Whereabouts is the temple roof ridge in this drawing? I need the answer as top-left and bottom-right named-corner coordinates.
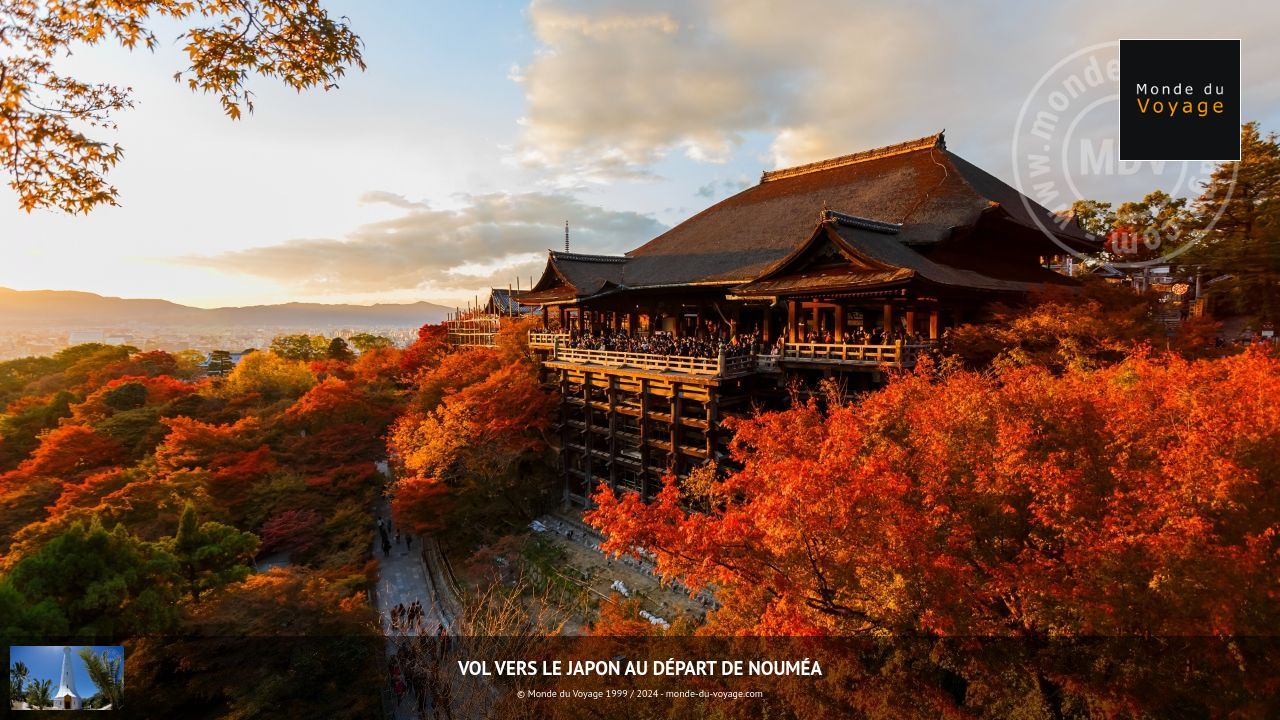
top-left (821, 209), bottom-right (902, 235)
top-left (549, 250), bottom-right (628, 264)
top-left (761, 131), bottom-right (945, 183)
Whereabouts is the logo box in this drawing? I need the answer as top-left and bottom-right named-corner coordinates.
top-left (1119, 39), bottom-right (1241, 161)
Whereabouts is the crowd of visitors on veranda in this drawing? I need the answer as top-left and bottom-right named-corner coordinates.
top-left (559, 324), bottom-right (935, 359)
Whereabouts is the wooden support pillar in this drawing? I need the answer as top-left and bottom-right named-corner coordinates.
top-left (706, 393), bottom-right (719, 460)
top-left (929, 308), bottom-right (939, 339)
top-left (905, 308), bottom-right (916, 338)
top-left (611, 312), bottom-right (621, 332)
top-left (607, 377), bottom-right (618, 490)
top-left (638, 379), bottom-right (651, 500)
top-left (581, 371), bottom-right (593, 487)
top-left (787, 300), bottom-right (798, 343)
top-left (762, 308), bottom-right (772, 343)
top-left (882, 303), bottom-right (893, 336)
top-left (541, 305), bottom-right (549, 329)
top-left (669, 385), bottom-right (683, 477)
top-left (558, 369), bottom-right (571, 504)
top-left (834, 304), bottom-right (846, 342)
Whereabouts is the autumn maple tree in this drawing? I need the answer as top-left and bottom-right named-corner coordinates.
top-left (389, 319), bottom-right (557, 535)
top-left (946, 278), bottom-right (1165, 371)
top-left (1, 0), bottom-right (364, 212)
top-left (589, 348), bottom-right (1280, 638)
top-left (0, 337), bottom-right (399, 714)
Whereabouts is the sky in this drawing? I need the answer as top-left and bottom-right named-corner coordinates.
top-left (9, 645), bottom-right (124, 701)
top-left (1, 0), bottom-right (1279, 308)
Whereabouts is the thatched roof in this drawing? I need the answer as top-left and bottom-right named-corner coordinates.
top-left (522, 132), bottom-right (1094, 303)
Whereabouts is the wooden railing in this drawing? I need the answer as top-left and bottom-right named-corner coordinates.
top-left (528, 331), bottom-right (570, 349)
top-left (779, 341), bottom-right (935, 366)
top-left (550, 346), bottom-right (730, 376)
top-left (531, 330), bottom-right (934, 375)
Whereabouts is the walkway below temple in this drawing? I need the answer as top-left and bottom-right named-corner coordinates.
top-left (371, 503), bottom-right (452, 635)
top-left (370, 500), bottom-right (456, 719)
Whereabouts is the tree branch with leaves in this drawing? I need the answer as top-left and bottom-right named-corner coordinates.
top-left (0, 0), bottom-right (363, 213)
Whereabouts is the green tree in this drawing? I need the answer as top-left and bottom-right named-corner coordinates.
top-left (0, 390), bottom-right (74, 470)
top-left (77, 648), bottom-right (124, 711)
top-left (102, 380), bottom-right (148, 411)
top-left (164, 504), bottom-right (259, 604)
top-left (219, 351), bottom-right (315, 401)
top-left (1, 1), bottom-right (364, 213)
top-left (171, 349), bottom-right (209, 380)
top-left (4, 519), bottom-right (179, 636)
top-left (348, 333), bottom-right (392, 353)
top-left (1187, 122), bottom-right (1280, 321)
top-left (326, 336), bottom-right (355, 362)
top-left (9, 660), bottom-right (28, 706)
top-left (206, 350), bottom-right (236, 376)
top-left (269, 334), bottom-right (328, 361)
top-left (1071, 198), bottom-right (1116, 237)
top-left (25, 678), bottom-right (52, 710)
top-left (1112, 190), bottom-right (1195, 260)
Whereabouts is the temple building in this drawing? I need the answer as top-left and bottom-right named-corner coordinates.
top-left (504, 133), bottom-right (1094, 504)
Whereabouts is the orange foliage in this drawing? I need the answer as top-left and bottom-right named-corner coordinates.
top-left (154, 416), bottom-right (263, 473)
top-left (350, 345), bottom-right (402, 383)
top-left (284, 377), bottom-right (390, 431)
top-left (72, 374), bottom-right (199, 422)
top-left (17, 424), bottom-right (123, 480)
top-left (391, 474), bottom-right (451, 535)
top-left (399, 323), bottom-right (449, 377)
top-left (390, 361), bottom-right (553, 485)
top-left (407, 348), bottom-right (502, 411)
top-left (589, 348), bottom-right (1280, 637)
top-left (946, 280), bottom-right (1163, 371)
top-left (90, 350), bottom-right (180, 382)
top-left (206, 446), bottom-right (277, 509)
top-left (590, 593), bottom-right (663, 637)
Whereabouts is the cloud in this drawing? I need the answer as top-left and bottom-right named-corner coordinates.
top-left (514, 0), bottom-right (788, 179)
top-left (514, 0), bottom-right (1280, 181)
top-left (181, 192), bottom-right (666, 295)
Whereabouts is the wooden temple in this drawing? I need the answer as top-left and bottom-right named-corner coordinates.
top-left (509, 132), bottom-right (1095, 504)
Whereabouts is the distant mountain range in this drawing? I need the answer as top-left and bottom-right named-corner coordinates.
top-left (0, 287), bottom-right (451, 329)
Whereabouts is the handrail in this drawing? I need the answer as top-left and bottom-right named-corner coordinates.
top-left (778, 341), bottom-right (934, 366)
top-left (551, 346), bottom-right (728, 376)
top-left (781, 341), bottom-right (905, 364)
top-left (531, 331), bottom-right (931, 374)
top-left (528, 331), bottom-right (570, 348)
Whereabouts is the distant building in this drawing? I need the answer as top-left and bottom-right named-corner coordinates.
top-left (444, 288), bottom-right (538, 348)
top-left (66, 330), bottom-right (104, 345)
